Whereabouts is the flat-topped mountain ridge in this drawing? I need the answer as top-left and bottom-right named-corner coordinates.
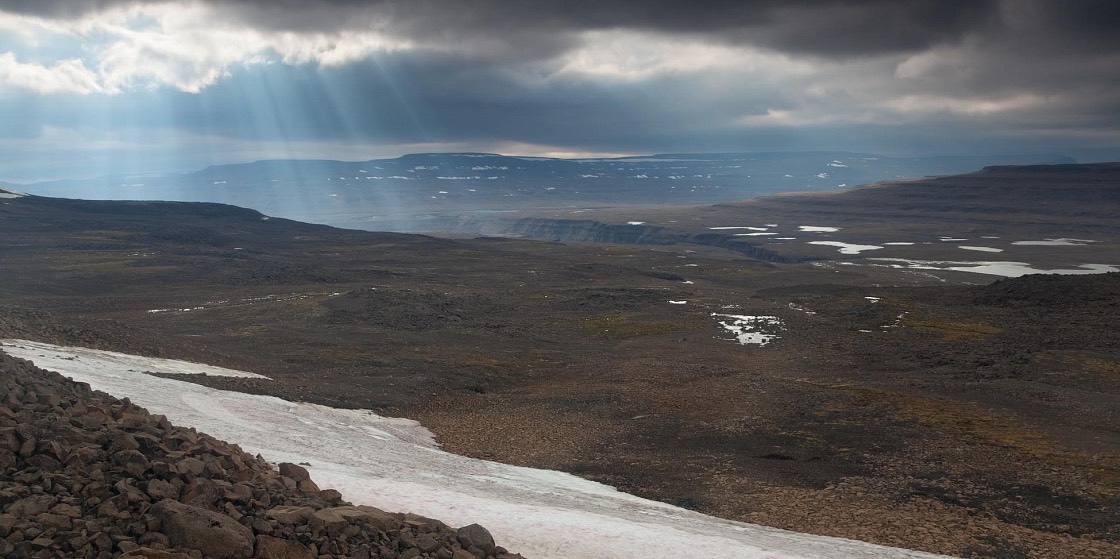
top-left (13, 152), bottom-right (1075, 232)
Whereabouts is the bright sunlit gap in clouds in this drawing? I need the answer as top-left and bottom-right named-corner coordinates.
top-left (0, 1), bottom-right (1117, 182)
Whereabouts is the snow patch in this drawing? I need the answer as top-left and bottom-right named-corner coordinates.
top-left (868, 259), bottom-right (1120, 278)
top-left (710, 314), bottom-right (784, 346)
top-left (627, 221), bottom-right (645, 225)
top-left (958, 246), bottom-right (1003, 253)
top-left (0, 340), bottom-right (269, 379)
top-left (1012, 238), bottom-right (1098, 246)
top-left (798, 226), bottom-right (840, 233)
top-left (807, 241), bottom-right (884, 255)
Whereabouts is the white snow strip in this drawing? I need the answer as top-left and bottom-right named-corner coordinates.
top-left (709, 227), bottom-right (767, 230)
top-left (627, 221), bottom-right (646, 225)
top-left (807, 241), bottom-right (884, 255)
top-left (0, 340), bottom-right (268, 379)
top-left (1012, 238), bottom-right (1098, 246)
top-left (883, 242), bottom-right (914, 246)
top-left (958, 246), bottom-right (1003, 253)
top-left (0, 187), bottom-right (27, 198)
top-left (0, 340), bottom-right (954, 559)
top-left (864, 297), bottom-right (881, 303)
top-left (867, 259), bottom-right (1120, 278)
top-left (735, 232), bottom-right (778, 236)
top-left (668, 300), bottom-right (688, 305)
top-left (710, 315), bottom-right (784, 347)
top-left (798, 226), bottom-right (840, 233)
top-left (938, 238), bottom-right (968, 242)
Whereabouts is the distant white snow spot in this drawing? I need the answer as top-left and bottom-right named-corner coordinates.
top-left (1012, 238), bottom-right (1098, 246)
top-left (868, 258), bottom-right (1120, 277)
top-left (627, 221), bottom-right (645, 225)
top-left (808, 241), bottom-right (884, 255)
top-left (883, 242), bottom-right (914, 246)
top-left (799, 226), bottom-right (840, 233)
top-left (958, 246), bottom-right (1003, 253)
top-left (668, 300), bottom-right (687, 305)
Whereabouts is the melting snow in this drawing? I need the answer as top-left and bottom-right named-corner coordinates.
top-left (627, 221), bottom-right (646, 225)
top-left (868, 259), bottom-right (1120, 278)
top-left (807, 241), bottom-right (884, 255)
top-left (0, 188), bottom-right (27, 198)
top-left (798, 226), bottom-right (840, 233)
top-left (958, 246), bottom-right (1003, 253)
top-left (883, 242), bottom-right (914, 246)
top-left (0, 340), bottom-right (953, 559)
top-left (710, 315), bottom-right (784, 346)
top-left (1012, 238), bottom-right (1098, 246)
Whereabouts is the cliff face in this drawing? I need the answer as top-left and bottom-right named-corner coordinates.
top-left (448, 218), bottom-right (804, 263)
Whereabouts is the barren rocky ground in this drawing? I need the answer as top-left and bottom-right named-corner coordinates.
top-left (1, 165), bottom-right (1118, 558)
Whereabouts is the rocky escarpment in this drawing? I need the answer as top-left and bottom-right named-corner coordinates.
top-left (447, 217), bottom-right (804, 263)
top-left (0, 352), bottom-right (524, 559)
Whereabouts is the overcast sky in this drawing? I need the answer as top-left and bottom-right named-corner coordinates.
top-left (1, 0), bottom-right (1118, 182)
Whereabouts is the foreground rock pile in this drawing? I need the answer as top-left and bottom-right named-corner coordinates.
top-left (0, 353), bottom-right (524, 559)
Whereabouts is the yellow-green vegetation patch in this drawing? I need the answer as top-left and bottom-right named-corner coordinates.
top-left (1076, 356), bottom-right (1120, 376)
top-left (902, 316), bottom-right (1002, 341)
top-left (796, 379), bottom-right (1120, 491)
top-left (67, 229), bottom-right (142, 241)
top-left (579, 311), bottom-right (705, 339)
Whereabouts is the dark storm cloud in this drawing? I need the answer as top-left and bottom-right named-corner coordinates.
top-left (215, 0), bottom-right (1003, 58)
top-left (0, 0), bottom-right (1003, 57)
top-left (7, 1), bottom-right (1120, 60)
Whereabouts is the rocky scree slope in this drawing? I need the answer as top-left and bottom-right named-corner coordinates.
top-left (0, 352), bottom-right (522, 559)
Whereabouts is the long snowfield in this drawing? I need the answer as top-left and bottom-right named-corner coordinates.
top-left (1, 339), bottom-right (956, 559)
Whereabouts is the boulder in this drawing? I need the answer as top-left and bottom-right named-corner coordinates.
top-left (277, 462), bottom-right (310, 482)
top-left (457, 523), bottom-right (495, 553)
top-left (254, 534), bottom-right (316, 559)
top-left (151, 499), bottom-right (253, 559)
